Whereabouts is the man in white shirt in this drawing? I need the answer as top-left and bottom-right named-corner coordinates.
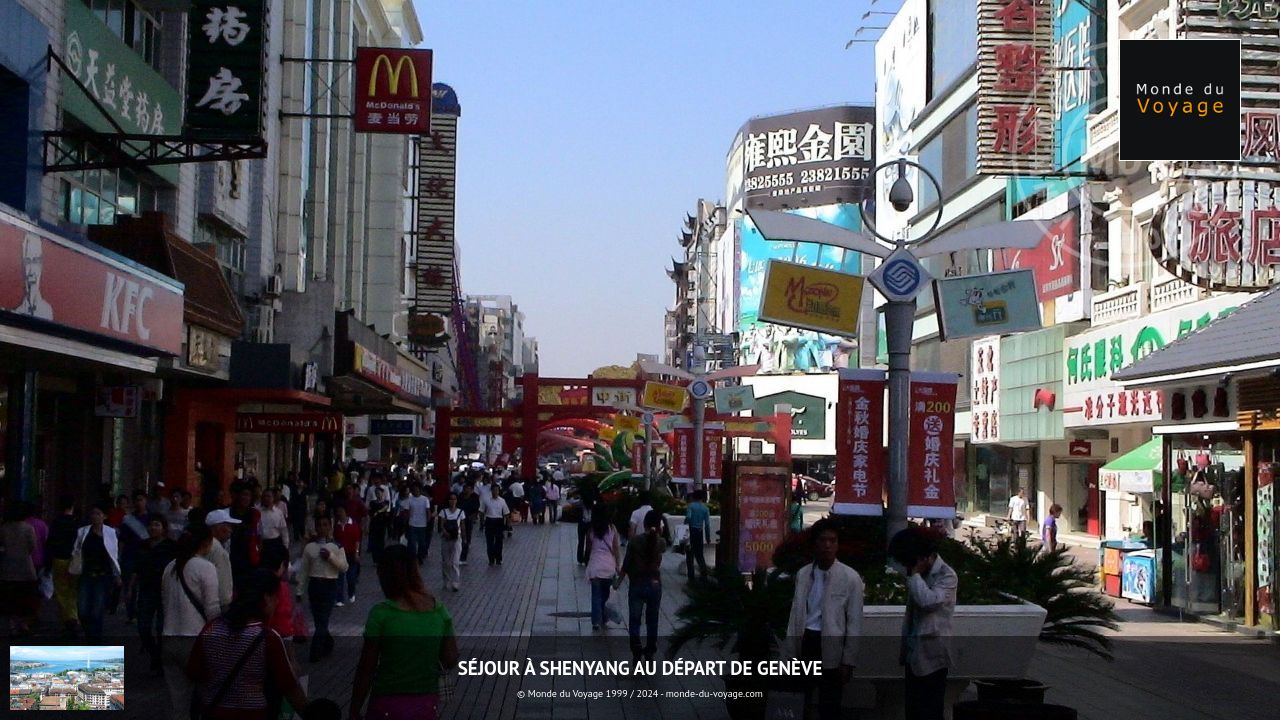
top-left (200, 509), bottom-right (239, 611)
top-left (1008, 488), bottom-right (1029, 538)
top-left (784, 519), bottom-right (863, 720)
top-left (629, 494), bottom-right (655, 542)
top-left (481, 489), bottom-right (511, 566)
top-left (404, 484), bottom-right (434, 563)
top-left (258, 489), bottom-right (289, 551)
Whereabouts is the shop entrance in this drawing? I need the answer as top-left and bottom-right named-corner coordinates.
top-left (1169, 435), bottom-right (1246, 622)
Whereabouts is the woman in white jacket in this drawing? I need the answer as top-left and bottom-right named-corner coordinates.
top-left (71, 504), bottom-right (121, 642)
top-left (160, 527), bottom-right (221, 719)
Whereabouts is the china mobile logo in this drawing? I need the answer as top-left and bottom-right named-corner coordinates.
top-left (369, 54), bottom-right (420, 97)
top-left (784, 276), bottom-right (840, 319)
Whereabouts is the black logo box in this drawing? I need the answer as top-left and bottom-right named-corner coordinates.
top-left (1119, 39), bottom-right (1241, 162)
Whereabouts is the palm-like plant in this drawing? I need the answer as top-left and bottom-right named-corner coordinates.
top-left (667, 565), bottom-right (794, 662)
top-left (963, 533), bottom-right (1121, 660)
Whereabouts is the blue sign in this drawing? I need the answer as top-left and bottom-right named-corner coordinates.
top-left (1121, 551), bottom-right (1155, 604)
top-left (370, 418), bottom-right (415, 436)
top-left (869, 248), bottom-right (929, 302)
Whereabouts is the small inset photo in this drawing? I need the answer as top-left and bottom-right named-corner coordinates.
top-left (9, 646), bottom-right (125, 711)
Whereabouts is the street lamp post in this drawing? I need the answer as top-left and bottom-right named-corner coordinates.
top-left (748, 158), bottom-right (1047, 543)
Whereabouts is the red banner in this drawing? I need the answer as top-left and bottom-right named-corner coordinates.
top-left (994, 212), bottom-right (1079, 301)
top-left (236, 413), bottom-right (343, 434)
top-left (672, 427), bottom-right (694, 482)
top-left (632, 439), bottom-right (644, 474)
top-left (907, 374), bottom-right (959, 519)
top-left (704, 427), bottom-right (724, 483)
top-left (670, 426), bottom-right (723, 484)
top-left (354, 47), bottom-right (432, 134)
top-left (834, 370), bottom-right (886, 515)
top-left (0, 210), bottom-right (184, 355)
top-left (737, 465), bottom-right (789, 572)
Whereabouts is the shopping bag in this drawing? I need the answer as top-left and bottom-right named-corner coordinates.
top-left (38, 570), bottom-right (54, 599)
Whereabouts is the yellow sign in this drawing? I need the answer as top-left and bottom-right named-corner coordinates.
top-left (598, 427), bottom-right (618, 442)
top-left (370, 54), bottom-right (420, 97)
top-left (613, 414), bottom-right (642, 433)
top-left (642, 381), bottom-right (688, 413)
top-left (759, 259), bottom-right (865, 336)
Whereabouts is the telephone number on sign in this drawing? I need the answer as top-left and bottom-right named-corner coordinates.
top-left (745, 172), bottom-right (794, 191)
top-left (800, 166), bottom-right (870, 184)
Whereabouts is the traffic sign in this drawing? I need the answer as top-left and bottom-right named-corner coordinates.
top-left (688, 379), bottom-right (713, 401)
top-left (868, 248), bottom-right (931, 302)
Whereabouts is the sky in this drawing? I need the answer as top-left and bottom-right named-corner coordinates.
top-left (419, 1), bottom-right (884, 376)
top-left (11, 646), bottom-right (124, 662)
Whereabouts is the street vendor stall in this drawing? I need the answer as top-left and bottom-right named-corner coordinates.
top-left (1098, 438), bottom-right (1160, 597)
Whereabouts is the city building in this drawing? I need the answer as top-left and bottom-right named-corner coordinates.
top-left (459, 294), bottom-right (538, 460)
top-left (76, 684), bottom-right (111, 710)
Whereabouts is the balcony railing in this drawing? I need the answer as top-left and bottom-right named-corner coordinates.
top-left (1091, 281), bottom-right (1148, 325)
top-left (1149, 275), bottom-right (1207, 313)
top-left (1085, 107), bottom-right (1119, 160)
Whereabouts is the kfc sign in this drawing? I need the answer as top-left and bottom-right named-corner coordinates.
top-left (355, 48), bottom-right (432, 134)
top-left (994, 211), bottom-right (1079, 300)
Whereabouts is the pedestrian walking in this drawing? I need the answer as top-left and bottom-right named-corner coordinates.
top-left (167, 490), bottom-right (192, 540)
top-left (1008, 487), bottom-right (1029, 539)
top-left (586, 509), bottom-right (623, 631)
top-left (438, 493), bottom-right (464, 591)
top-left (1042, 503), bottom-right (1062, 553)
top-left (576, 498), bottom-right (594, 565)
top-left (288, 476), bottom-right (309, 542)
top-left (789, 491), bottom-right (805, 534)
top-left (528, 478), bottom-right (546, 525)
top-left (134, 514), bottom-right (177, 673)
top-left (684, 490), bottom-right (712, 580)
top-left (161, 527), bottom-right (222, 720)
top-left (403, 484), bottom-right (434, 564)
top-left (628, 493), bottom-right (655, 542)
top-left (891, 527), bottom-right (958, 720)
top-left (46, 495), bottom-right (81, 636)
top-left (368, 485), bottom-right (393, 564)
top-left (458, 483), bottom-right (480, 564)
top-left (334, 504), bottom-right (363, 605)
top-left (258, 488), bottom-right (289, 558)
top-left (259, 543), bottom-right (296, 642)
top-left (70, 504), bottom-right (122, 642)
top-left (187, 569), bottom-right (309, 720)
top-left (299, 513), bottom-right (348, 662)
top-left (348, 544), bottom-right (459, 720)
top-left (202, 509), bottom-right (240, 611)
top-left (229, 483), bottom-right (263, 582)
top-left (1, 502), bottom-right (40, 635)
top-left (481, 484), bottom-right (511, 566)
top-left (618, 509), bottom-right (666, 662)
top-left (545, 480), bottom-right (561, 524)
top-left (117, 491), bottom-right (151, 620)
top-left (783, 518), bottom-right (864, 720)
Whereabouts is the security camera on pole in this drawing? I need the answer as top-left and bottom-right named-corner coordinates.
top-left (748, 158), bottom-right (1049, 543)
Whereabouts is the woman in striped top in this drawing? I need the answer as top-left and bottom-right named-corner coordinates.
top-left (187, 569), bottom-right (308, 720)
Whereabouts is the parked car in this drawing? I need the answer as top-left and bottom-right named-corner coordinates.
top-left (801, 475), bottom-right (833, 501)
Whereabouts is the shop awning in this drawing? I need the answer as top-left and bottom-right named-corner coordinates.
top-left (1099, 437), bottom-right (1163, 493)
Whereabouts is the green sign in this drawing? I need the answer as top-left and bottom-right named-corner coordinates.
top-left (62, 0), bottom-right (181, 183)
top-left (754, 391), bottom-right (826, 440)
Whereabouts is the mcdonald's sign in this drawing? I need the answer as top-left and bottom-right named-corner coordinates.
top-left (354, 47), bottom-right (433, 134)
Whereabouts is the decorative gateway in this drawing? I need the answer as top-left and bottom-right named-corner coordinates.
top-left (1152, 180), bottom-right (1280, 291)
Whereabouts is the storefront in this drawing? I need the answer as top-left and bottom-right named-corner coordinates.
top-left (1, 206), bottom-right (183, 511)
top-left (1114, 288), bottom-right (1280, 628)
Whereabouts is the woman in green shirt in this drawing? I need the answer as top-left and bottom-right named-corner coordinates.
top-left (349, 544), bottom-right (458, 720)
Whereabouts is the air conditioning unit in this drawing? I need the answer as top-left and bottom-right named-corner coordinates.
top-left (264, 274), bottom-right (284, 297)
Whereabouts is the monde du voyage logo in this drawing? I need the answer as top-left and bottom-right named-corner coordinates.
top-left (1120, 39), bottom-right (1241, 161)
top-left (355, 47), bottom-right (433, 134)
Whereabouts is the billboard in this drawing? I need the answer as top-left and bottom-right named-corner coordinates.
top-left (741, 106), bottom-right (875, 212)
top-left (934, 269), bottom-right (1043, 340)
top-left (354, 48), bottom-right (433, 134)
top-left (875, 0), bottom-right (927, 240)
top-left (414, 84), bottom-right (459, 315)
top-left (976, 0), bottom-right (1054, 176)
top-left (738, 205), bottom-right (864, 374)
top-left (759, 260), bottom-right (865, 336)
top-left (992, 211), bottom-right (1080, 301)
top-left (834, 369), bottom-right (886, 516)
top-left (185, 0), bottom-right (266, 136)
top-left (907, 374), bottom-right (960, 519)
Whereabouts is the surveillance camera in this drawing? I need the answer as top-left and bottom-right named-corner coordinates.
top-left (888, 175), bottom-right (914, 212)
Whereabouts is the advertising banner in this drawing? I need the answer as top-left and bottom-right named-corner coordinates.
top-left (834, 369), bottom-right (886, 516)
top-left (993, 212), bottom-right (1080, 301)
top-left (753, 391), bottom-right (826, 440)
top-left (875, 0), bottom-right (926, 241)
top-left (704, 426), bottom-right (724, 483)
top-left (741, 106), bottom-right (875, 212)
top-left (759, 260), bottom-right (865, 336)
top-left (185, 0), bottom-right (266, 136)
top-left (643, 381), bottom-right (688, 413)
top-left (907, 373), bottom-right (960, 519)
top-left (352, 342), bottom-right (431, 405)
top-left (236, 413), bottom-right (343, 434)
top-left (976, 0), bottom-right (1054, 176)
top-left (970, 337), bottom-right (1001, 444)
top-left (355, 47), bottom-right (433, 134)
top-left (714, 384), bottom-right (755, 414)
top-left (738, 206), bottom-right (863, 374)
top-left (594, 387), bottom-right (637, 408)
top-left (414, 86), bottom-right (458, 315)
top-left (1153, 180), bottom-right (1280, 292)
top-left (613, 414), bottom-right (642, 433)
top-left (934, 269), bottom-right (1042, 340)
top-left (0, 210), bottom-right (184, 355)
top-left (672, 426), bottom-right (694, 482)
top-left (736, 465), bottom-right (790, 572)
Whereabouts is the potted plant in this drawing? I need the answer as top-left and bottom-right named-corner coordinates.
top-left (667, 565), bottom-right (793, 720)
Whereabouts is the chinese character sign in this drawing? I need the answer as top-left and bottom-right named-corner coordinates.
top-left (977, 0), bottom-right (1054, 175)
top-left (704, 428), bottom-right (724, 483)
top-left (355, 48), bottom-right (433, 134)
top-left (672, 426), bottom-right (694, 482)
top-left (1155, 180), bottom-right (1280, 292)
top-left (736, 466), bottom-right (789, 572)
top-left (834, 370), bottom-right (886, 516)
top-left (907, 374), bottom-right (959, 519)
top-left (185, 0), bottom-right (265, 135)
top-left (741, 106), bottom-right (876, 212)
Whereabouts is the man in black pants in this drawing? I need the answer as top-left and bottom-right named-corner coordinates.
top-left (576, 499), bottom-right (594, 565)
top-left (481, 485), bottom-right (510, 565)
top-left (893, 527), bottom-right (958, 720)
top-left (459, 483), bottom-right (481, 563)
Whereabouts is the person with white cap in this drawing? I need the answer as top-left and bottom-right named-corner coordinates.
top-left (201, 509), bottom-right (240, 611)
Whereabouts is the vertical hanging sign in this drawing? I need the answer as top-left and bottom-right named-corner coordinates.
top-left (834, 369), bottom-right (886, 516)
top-left (907, 373), bottom-right (960, 519)
top-left (703, 425), bottom-right (725, 484)
top-left (672, 425), bottom-right (695, 483)
top-left (354, 48), bottom-right (433, 134)
top-left (185, 0), bottom-right (266, 136)
top-left (976, 0), bottom-right (1053, 175)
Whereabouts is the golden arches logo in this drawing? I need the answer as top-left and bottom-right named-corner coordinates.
top-left (368, 54), bottom-right (419, 98)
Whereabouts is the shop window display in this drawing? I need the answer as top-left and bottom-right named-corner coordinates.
top-left (1167, 435), bottom-right (1246, 621)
